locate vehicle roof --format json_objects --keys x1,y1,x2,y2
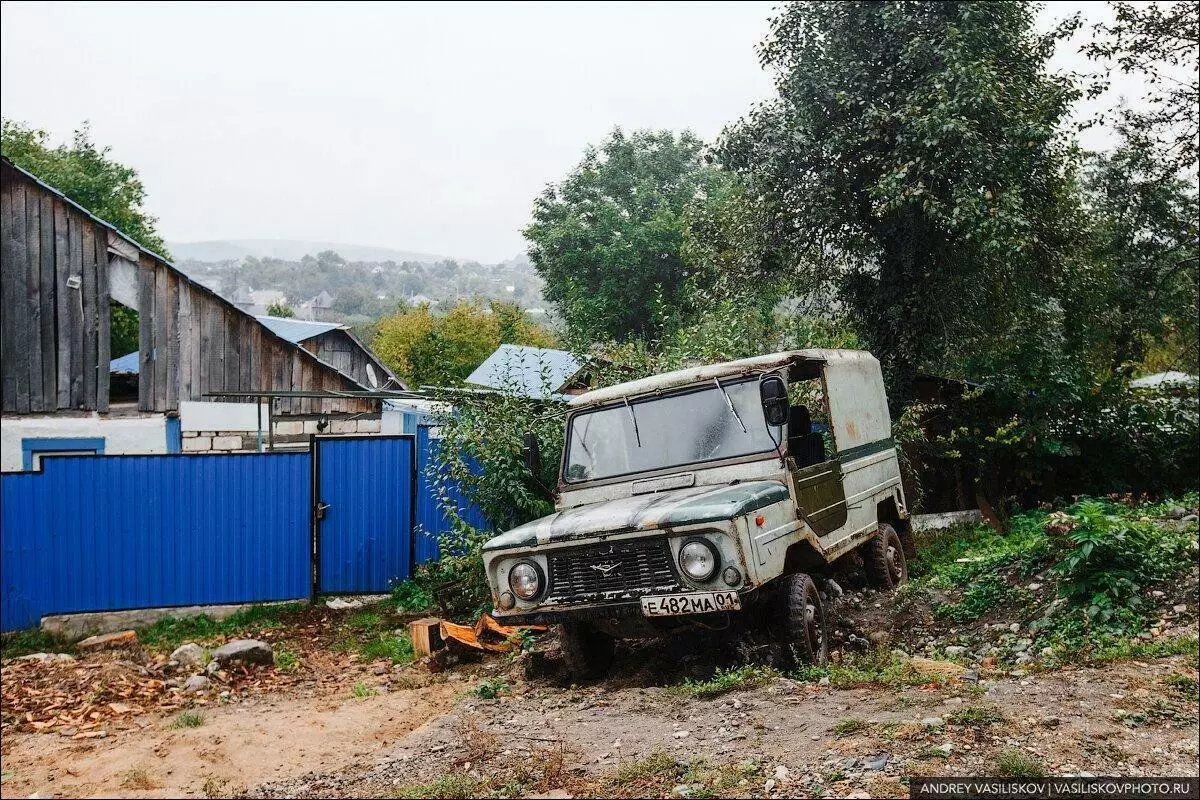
[{"x1": 567, "y1": 349, "x2": 874, "y2": 409}]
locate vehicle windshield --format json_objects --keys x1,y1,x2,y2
[{"x1": 563, "y1": 378, "x2": 781, "y2": 483}]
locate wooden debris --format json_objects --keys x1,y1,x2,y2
[
  {"x1": 409, "y1": 617, "x2": 445, "y2": 658},
  {"x1": 76, "y1": 630, "x2": 138, "y2": 651}
]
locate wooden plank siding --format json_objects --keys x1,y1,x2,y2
[{"x1": 1, "y1": 158, "x2": 376, "y2": 416}]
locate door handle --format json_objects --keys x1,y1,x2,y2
[{"x1": 315, "y1": 502, "x2": 330, "y2": 521}]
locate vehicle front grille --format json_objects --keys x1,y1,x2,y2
[{"x1": 546, "y1": 538, "x2": 682, "y2": 605}]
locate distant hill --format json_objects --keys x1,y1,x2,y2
[{"x1": 168, "y1": 239, "x2": 453, "y2": 264}]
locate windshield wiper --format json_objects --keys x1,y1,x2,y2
[
  {"x1": 714, "y1": 378, "x2": 748, "y2": 434},
  {"x1": 623, "y1": 397, "x2": 643, "y2": 447}
]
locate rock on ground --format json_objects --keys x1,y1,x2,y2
[
  {"x1": 211, "y1": 639, "x2": 273, "y2": 666},
  {"x1": 170, "y1": 642, "x2": 210, "y2": 667},
  {"x1": 183, "y1": 675, "x2": 210, "y2": 693},
  {"x1": 76, "y1": 630, "x2": 137, "y2": 651}
]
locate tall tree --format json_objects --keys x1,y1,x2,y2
[
  {"x1": 718, "y1": 1, "x2": 1081, "y2": 399},
  {"x1": 524, "y1": 128, "x2": 718, "y2": 344},
  {"x1": 1083, "y1": 1, "x2": 1199, "y2": 180}
]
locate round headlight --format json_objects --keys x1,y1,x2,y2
[
  {"x1": 679, "y1": 539, "x2": 719, "y2": 581},
  {"x1": 508, "y1": 561, "x2": 543, "y2": 600}
]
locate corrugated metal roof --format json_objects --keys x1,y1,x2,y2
[
  {"x1": 465, "y1": 344, "x2": 581, "y2": 400},
  {"x1": 255, "y1": 315, "x2": 343, "y2": 343},
  {"x1": 110, "y1": 351, "x2": 140, "y2": 375}
]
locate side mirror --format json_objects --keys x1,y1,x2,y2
[
  {"x1": 760, "y1": 375, "x2": 789, "y2": 426},
  {"x1": 521, "y1": 430, "x2": 541, "y2": 476}
]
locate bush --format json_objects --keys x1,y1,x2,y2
[{"x1": 1045, "y1": 499, "x2": 1195, "y2": 622}]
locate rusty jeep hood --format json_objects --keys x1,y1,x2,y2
[{"x1": 481, "y1": 480, "x2": 789, "y2": 552}]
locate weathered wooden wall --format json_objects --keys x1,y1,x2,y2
[
  {"x1": 1, "y1": 160, "x2": 374, "y2": 416},
  {"x1": 301, "y1": 330, "x2": 398, "y2": 391}
]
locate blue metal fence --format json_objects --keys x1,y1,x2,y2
[
  {"x1": 0, "y1": 430, "x2": 495, "y2": 631},
  {"x1": 315, "y1": 436, "x2": 414, "y2": 594},
  {"x1": 1, "y1": 452, "x2": 311, "y2": 632}
]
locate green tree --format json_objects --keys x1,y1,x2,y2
[
  {"x1": 373, "y1": 300, "x2": 555, "y2": 387},
  {"x1": 265, "y1": 301, "x2": 296, "y2": 318},
  {"x1": 524, "y1": 128, "x2": 719, "y2": 345},
  {"x1": 717, "y1": 1, "x2": 1081, "y2": 400},
  {"x1": 1083, "y1": 1, "x2": 1199, "y2": 180},
  {"x1": 1, "y1": 120, "x2": 170, "y2": 257}
]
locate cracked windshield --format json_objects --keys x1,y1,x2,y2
[{"x1": 564, "y1": 379, "x2": 781, "y2": 482}]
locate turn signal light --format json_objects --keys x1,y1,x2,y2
[{"x1": 755, "y1": 514, "x2": 765, "y2": 527}]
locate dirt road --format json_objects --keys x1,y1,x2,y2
[{"x1": 245, "y1": 654, "x2": 1200, "y2": 798}]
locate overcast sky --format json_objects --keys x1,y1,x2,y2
[{"x1": 0, "y1": 1, "x2": 1152, "y2": 264}]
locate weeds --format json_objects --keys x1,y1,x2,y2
[
  {"x1": 0, "y1": 629, "x2": 74, "y2": 661},
  {"x1": 120, "y1": 769, "x2": 156, "y2": 790},
  {"x1": 1164, "y1": 673, "x2": 1199, "y2": 701},
  {"x1": 389, "y1": 579, "x2": 434, "y2": 613},
  {"x1": 948, "y1": 705, "x2": 1004, "y2": 727},
  {"x1": 794, "y1": 648, "x2": 943, "y2": 689},
  {"x1": 473, "y1": 678, "x2": 510, "y2": 699},
  {"x1": 916, "y1": 745, "x2": 951, "y2": 760},
  {"x1": 934, "y1": 574, "x2": 1032, "y2": 622},
  {"x1": 679, "y1": 665, "x2": 780, "y2": 699},
  {"x1": 172, "y1": 711, "x2": 205, "y2": 729},
  {"x1": 351, "y1": 681, "x2": 378, "y2": 699},
  {"x1": 137, "y1": 603, "x2": 304, "y2": 651},
  {"x1": 613, "y1": 751, "x2": 684, "y2": 785},
  {"x1": 993, "y1": 749, "x2": 1046, "y2": 778},
  {"x1": 393, "y1": 775, "x2": 485, "y2": 799},
  {"x1": 832, "y1": 718, "x2": 868, "y2": 736},
  {"x1": 273, "y1": 648, "x2": 299, "y2": 673}
]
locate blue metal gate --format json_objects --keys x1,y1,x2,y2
[
  {"x1": 1, "y1": 452, "x2": 311, "y2": 632},
  {"x1": 414, "y1": 425, "x2": 491, "y2": 563},
  {"x1": 314, "y1": 435, "x2": 414, "y2": 594}
]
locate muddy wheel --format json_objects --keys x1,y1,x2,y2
[
  {"x1": 779, "y1": 572, "x2": 828, "y2": 665},
  {"x1": 558, "y1": 620, "x2": 615, "y2": 680},
  {"x1": 864, "y1": 523, "x2": 908, "y2": 590}
]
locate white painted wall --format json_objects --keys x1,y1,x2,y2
[
  {"x1": 180, "y1": 401, "x2": 270, "y2": 432},
  {"x1": 1, "y1": 414, "x2": 168, "y2": 472}
]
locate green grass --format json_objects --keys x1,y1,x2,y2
[
  {"x1": 1088, "y1": 635, "x2": 1199, "y2": 664},
  {"x1": 392, "y1": 774, "x2": 485, "y2": 799},
  {"x1": 351, "y1": 681, "x2": 379, "y2": 699},
  {"x1": 934, "y1": 573, "x2": 1033, "y2": 622},
  {"x1": 472, "y1": 678, "x2": 510, "y2": 700},
  {"x1": 273, "y1": 648, "x2": 299, "y2": 673},
  {"x1": 916, "y1": 745, "x2": 951, "y2": 760},
  {"x1": 172, "y1": 711, "x2": 205, "y2": 729},
  {"x1": 612, "y1": 751, "x2": 684, "y2": 785},
  {"x1": 678, "y1": 665, "x2": 781, "y2": 699},
  {"x1": 794, "y1": 648, "x2": 944, "y2": 689},
  {"x1": 1164, "y1": 672, "x2": 1199, "y2": 701},
  {"x1": 993, "y1": 749, "x2": 1046, "y2": 778},
  {"x1": 832, "y1": 718, "x2": 868, "y2": 736},
  {"x1": 137, "y1": 602, "x2": 305, "y2": 651},
  {"x1": 947, "y1": 705, "x2": 1004, "y2": 727},
  {"x1": 331, "y1": 610, "x2": 416, "y2": 665},
  {"x1": 1, "y1": 629, "x2": 74, "y2": 660}
]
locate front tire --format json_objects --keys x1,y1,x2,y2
[
  {"x1": 558, "y1": 620, "x2": 615, "y2": 680},
  {"x1": 779, "y1": 572, "x2": 828, "y2": 665},
  {"x1": 864, "y1": 523, "x2": 908, "y2": 589}
]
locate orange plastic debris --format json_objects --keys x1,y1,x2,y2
[{"x1": 438, "y1": 613, "x2": 546, "y2": 653}]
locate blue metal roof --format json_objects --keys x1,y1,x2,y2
[
  {"x1": 255, "y1": 315, "x2": 343, "y2": 343},
  {"x1": 465, "y1": 344, "x2": 581, "y2": 400},
  {"x1": 110, "y1": 351, "x2": 140, "y2": 375}
]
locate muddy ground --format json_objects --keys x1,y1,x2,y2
[{"x1": 2, "y1": 592, "x2": 1197, "y2": 799}]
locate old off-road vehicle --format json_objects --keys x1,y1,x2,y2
[{"x1": 482, "y1": 350, "x2": 912, "y2": 677}]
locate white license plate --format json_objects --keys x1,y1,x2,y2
[{"x1": 640, "y1": 591, "x2": 742, "y2": 617}]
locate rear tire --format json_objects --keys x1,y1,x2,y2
[
  {"x1": 864, "y1": 523, "x2": 908, "y2": 589},
  {"x1": 779, "y1": 572, "x2": 828, "y2": 665},
  {"x1": 558, "y1": 620, "x2": 615, "y2": 680}
]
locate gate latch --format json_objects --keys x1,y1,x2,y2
[{"x1": 315, "y1": 501, "x2": 330, "y2": 521}]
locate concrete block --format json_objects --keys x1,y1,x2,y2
[
  {"x1": 274, "y1": 420, "x2": 304, "y2": 436},
  {"x1": 212, "y1": 435, "x2": 242, "y2": 450},
  {"x1": 356, "y1": 417, "x2": 381, "y2": 433},
  {"x1": 303, "y1": 420, "x2": 322, "y2": 434},
  {"x1": 182, "y1": 431, "x2": 199, "y2": 438},
  {"x1": 42, "y1": 600, "x2": 308, "y2": 641},
  {"x1": 329, "y1": 419, "x2": 358, "y2": 434},
  {"x1": 182, "y1": 436, "x2": 211, "y2": 452}
]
